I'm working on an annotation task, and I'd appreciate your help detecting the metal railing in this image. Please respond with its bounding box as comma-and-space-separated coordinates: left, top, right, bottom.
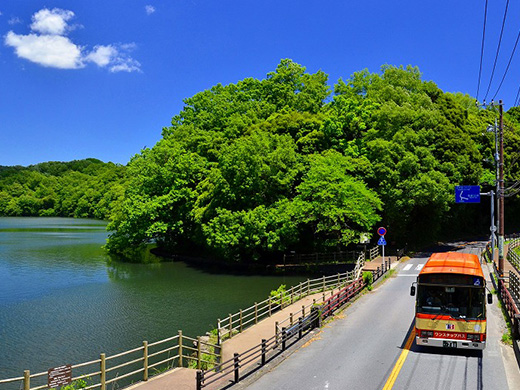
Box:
508, 239, 520, 274
217, 251, 366, 343
283, 250, 365, 265
0, 331, 220, 390
370, 259, 392, 283
499, 277, 520, 339
1, 249, 371, 390
198, 276, 369, 389
321, 278, 365, 318
197, 308, 320, 390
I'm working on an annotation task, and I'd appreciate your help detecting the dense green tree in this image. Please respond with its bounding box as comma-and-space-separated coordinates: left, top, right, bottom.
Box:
0, 159, 127, 219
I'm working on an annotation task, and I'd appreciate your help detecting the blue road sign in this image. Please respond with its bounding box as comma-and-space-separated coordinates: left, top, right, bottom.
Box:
377, 227, 387, 236
455, 185, 480, 203
378, 236, 387, 246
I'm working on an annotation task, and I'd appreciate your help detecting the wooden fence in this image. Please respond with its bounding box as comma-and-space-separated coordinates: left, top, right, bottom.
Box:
198, 277, 368, 389
217, 250, 366, 344
1, 247, 372, 390
0, 331, 219, 390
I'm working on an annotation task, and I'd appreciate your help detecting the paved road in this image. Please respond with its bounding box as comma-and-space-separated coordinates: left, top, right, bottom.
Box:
243, 242, 520, 390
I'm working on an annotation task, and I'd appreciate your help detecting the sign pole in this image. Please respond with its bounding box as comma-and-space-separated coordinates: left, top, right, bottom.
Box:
377, 227, 387, 269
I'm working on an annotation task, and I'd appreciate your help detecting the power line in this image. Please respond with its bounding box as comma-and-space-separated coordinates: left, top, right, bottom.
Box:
514, 85, 520, 106
476, 0, 489, 102
484, 0, 510, 102
491, 26, 520, 101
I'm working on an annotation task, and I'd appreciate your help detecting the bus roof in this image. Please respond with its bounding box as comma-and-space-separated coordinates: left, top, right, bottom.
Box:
420, 252, 484, 278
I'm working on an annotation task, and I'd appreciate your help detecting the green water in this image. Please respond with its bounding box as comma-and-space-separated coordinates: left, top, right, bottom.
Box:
0, 218, 303, 379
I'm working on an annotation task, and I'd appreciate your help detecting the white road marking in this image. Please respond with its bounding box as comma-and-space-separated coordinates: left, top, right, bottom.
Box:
415, 264, 424, 271
403, 264, 413, 271
397, 274, 419, 277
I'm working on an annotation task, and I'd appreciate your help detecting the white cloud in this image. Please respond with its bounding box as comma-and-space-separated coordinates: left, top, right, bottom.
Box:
85, 45, 117, 66
31, 8, 74, 35
4, 31, 83, 69
86, 44, 142, 73
8, 17, 22, 25
145, 5, 156, 15
4, 8, 141, 73
110, 58, 142, 73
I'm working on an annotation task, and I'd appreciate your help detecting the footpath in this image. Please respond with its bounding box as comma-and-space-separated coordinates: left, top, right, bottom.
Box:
125, 255, 399, 390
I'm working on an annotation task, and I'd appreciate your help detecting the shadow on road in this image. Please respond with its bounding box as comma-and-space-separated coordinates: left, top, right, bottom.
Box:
402, 319, 484, 390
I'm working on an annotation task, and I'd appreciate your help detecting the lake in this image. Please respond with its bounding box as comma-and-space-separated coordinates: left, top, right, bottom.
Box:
0, 218, 303, 380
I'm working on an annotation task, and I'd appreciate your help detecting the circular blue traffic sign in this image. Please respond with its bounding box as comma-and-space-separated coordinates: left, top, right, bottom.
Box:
377, 227, 387, 236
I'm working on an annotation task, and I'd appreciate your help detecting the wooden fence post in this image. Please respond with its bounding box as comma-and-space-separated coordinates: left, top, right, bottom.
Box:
217, 319, 221, 345
100, 354, 106, 390
143, 341, 148, 381
197, 336, 201, 370
23, 370, 30, 390
255, 303, 258, 324
229, 314, 233, 338
240, 310, 243, 332
298, 317, 303, 339
290, 312, 293, 326
307, 279, 310, 294
302, 305, 305, 318
178, 330, 183, 367
322, 276, 326, 291
268, 296, 272, 316
282, 328, 287, 351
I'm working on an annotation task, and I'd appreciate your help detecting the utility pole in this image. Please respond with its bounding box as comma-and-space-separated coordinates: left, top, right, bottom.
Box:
498, 100, 505, 277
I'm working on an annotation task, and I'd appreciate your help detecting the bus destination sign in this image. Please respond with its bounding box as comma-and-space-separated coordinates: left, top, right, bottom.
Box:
48, 364, 72, 389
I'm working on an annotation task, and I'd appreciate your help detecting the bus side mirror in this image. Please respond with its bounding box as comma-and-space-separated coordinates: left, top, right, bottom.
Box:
487, 293, 493, 304
410, 285, 416, 296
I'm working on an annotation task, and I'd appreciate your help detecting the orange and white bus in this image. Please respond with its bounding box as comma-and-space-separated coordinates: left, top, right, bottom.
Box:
410, 252, 492, 350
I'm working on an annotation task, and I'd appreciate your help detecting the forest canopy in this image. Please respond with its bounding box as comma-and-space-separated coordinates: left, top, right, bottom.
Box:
2, 60, 520, 263
0, 159, 127, 220
105, 60, 520, 262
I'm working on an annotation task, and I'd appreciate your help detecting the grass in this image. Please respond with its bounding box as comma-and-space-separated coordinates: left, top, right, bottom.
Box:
496, 296, 514, 346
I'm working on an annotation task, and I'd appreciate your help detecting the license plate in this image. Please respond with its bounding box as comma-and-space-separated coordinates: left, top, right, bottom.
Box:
443, 341, 457, 348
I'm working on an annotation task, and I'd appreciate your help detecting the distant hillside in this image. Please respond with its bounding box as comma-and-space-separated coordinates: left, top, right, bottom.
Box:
0, 159, 128, 219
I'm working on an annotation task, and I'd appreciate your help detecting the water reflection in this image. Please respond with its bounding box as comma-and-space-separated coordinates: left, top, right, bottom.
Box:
0, 218, 304, 380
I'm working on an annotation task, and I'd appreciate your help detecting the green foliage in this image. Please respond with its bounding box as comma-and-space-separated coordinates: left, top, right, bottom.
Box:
59, 379, 88, 389
270, 284, 290, 307
106, 60, 520, 261
0, 159, 127, 220
4, 59, 514, 263
362, 271, 373, 290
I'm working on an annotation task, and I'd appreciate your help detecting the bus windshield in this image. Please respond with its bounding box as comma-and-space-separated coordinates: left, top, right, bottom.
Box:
417, 284, 485, 320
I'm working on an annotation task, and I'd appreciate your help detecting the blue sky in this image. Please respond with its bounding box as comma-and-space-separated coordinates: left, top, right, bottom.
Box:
1, 1, 520, 166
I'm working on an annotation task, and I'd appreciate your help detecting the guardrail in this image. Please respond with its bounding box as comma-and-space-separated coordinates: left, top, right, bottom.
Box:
197, 308, 320, 390
499, 276, 520, 339
321, 278, 365, 318
508, 239, 520, 274
198, 277, 368, 389
217, 253, 366, 344
370, 259, 391, 283
1, 248, 370, 390
0, 331, 219, 390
